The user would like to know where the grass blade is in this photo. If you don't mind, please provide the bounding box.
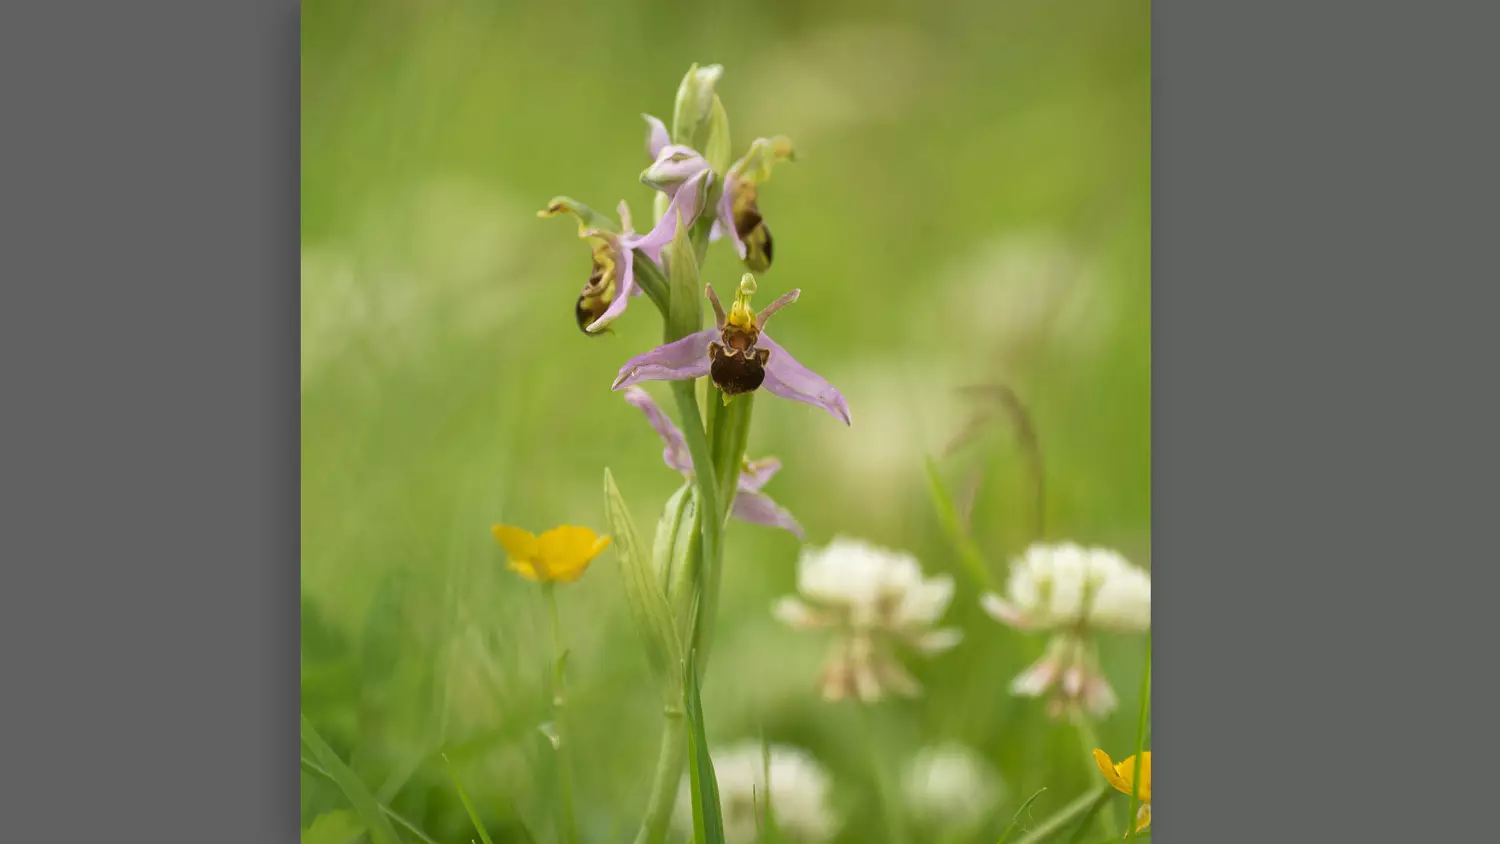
[301,756,441,844]
[300,714,404,844]
[442,753,497,844]
[923,456,995,590]
[683,656,726,844]
[1010,785,1110,844]
[995,788,1048,844]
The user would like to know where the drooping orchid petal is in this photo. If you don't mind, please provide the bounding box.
[738,457,781,493]
[731,490,804,539]
[625,170,710,265]
[622,386,693,476]
[757,335,852,425]
[622,386,803,538]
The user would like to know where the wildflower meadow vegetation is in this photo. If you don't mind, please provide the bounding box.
[302,2,1150,843]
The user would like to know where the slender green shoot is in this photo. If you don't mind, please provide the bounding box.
[442,753,498,844]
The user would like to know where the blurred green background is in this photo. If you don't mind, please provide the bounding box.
[301,0,1149,841]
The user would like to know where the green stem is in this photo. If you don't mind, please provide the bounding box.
[1124,634,1151,840]
[630,714,687,844]
[1070,717,1114,841]
[670,380,722,670]
[543,585,577,844]
[859,703,908,844]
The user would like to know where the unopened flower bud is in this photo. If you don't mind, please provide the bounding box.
[671,63,723,149]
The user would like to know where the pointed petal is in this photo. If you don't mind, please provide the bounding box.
[628,170,709,264]
[1093,749,1132,796]
[623,386,695,476]
[1083,674,1118,717]
[981,593,1035,630]
[616,200,635,235]
[759,335,851,424]
[913,628,963,654]
[717,183,747,258]
[731,490,804,539]
[643,113,670,160]
[704,281,728,329]
[612,328,717,390]
[737,457,781,492]
[771,596,835,629]
[1010,656,1060,697]
[754,288,800,329]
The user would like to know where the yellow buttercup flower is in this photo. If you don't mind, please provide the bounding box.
[491,524,611,584]
[1093,748,1151,835]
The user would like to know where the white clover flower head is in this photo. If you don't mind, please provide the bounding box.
[902,742,1004,833]
[981,542,1150,633]
[672,742,839,844]
[773,537,962,702]
[980,542,1148,720]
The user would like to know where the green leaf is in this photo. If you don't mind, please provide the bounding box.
[300,715,404,844]
[301,810,363,844]
[443,753,498,844]
[683,657,726,844]
[656,482,703,641]
[665,209,703,344]
[671,63,723,149]
[605,468,685,697]
[995,788,1048,844]
[923,456,995,590]
[704,95,732,177]
[632,247,670,314]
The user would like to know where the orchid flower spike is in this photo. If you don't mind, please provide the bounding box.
[611,275,851,424]
[537,170,711,335]
[623,387,803,538]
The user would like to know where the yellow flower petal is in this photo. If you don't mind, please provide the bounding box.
[1093,749,1131,795]
[492,524,539,561]
[537,525,611,583]
[507,558,540,582]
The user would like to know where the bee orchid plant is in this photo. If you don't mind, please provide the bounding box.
[538,63,850,844]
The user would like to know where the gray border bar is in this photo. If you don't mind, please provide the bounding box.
[0,1,299,838]
[1157,0,1496,839]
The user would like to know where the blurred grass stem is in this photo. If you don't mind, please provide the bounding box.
[1124,633,1151,840]
[543,584,578,844]
[859,702,909,844]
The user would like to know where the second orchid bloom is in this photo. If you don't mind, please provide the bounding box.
[613,275,851,425]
